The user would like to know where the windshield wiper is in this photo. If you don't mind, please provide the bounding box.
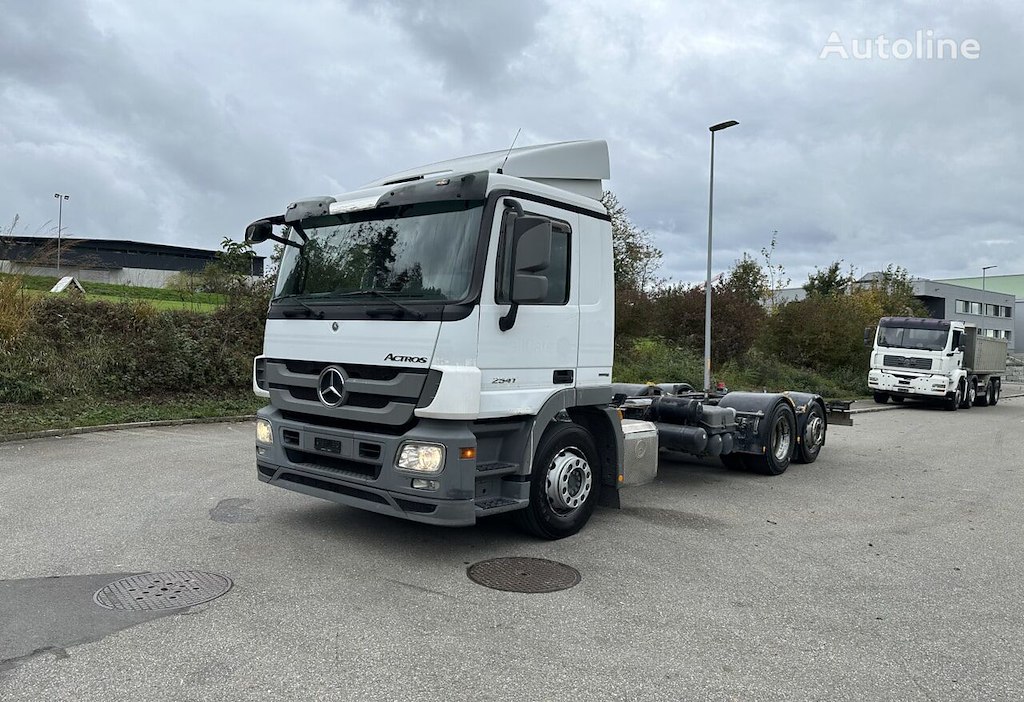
[334,290,426,320]
[272,294,324,319]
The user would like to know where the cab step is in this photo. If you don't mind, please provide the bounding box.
[474,496,527,515]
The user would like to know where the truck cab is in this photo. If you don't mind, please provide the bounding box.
[245,140,622,538]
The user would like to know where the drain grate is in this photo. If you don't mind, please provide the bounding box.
[467,557,581,593]
[93,571,232,611]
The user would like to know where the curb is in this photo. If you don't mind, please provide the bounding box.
[0,415,255,444]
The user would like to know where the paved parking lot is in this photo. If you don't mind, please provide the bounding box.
[2,396,1023,701]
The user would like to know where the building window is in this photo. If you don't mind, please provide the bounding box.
[955,300,967,314]
[969,301,983,315]
[1006,331,1013,342]
[985,304,998,316]
[1005,306,1014,318]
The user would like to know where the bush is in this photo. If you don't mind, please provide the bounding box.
[0,292,269,405]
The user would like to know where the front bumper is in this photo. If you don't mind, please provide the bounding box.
[867,370,950,399]
[254,406,480,526]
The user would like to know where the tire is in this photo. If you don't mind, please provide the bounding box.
[990,379,1001,406]
[890,395,905,404]
[514,423,601,540]
[944,383,962,412]
[960,377,977,409]
[873,392,889,404]
[975,379,991,407]
[745,402,796,476]
[795,402,826,464]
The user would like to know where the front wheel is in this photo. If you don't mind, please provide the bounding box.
[960,377,977,409]
[745,402,796,476]
[944,383,962,412]
[873,392,889,404]
[514,423,601,540]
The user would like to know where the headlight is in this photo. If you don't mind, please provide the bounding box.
[396,442,445,474]
[255,418,274,444]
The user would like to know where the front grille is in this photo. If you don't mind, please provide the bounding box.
[284,448,380,480]
[884,355,932,370]
[265,359,429,427]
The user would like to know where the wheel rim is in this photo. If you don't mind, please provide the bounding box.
[804,413,825,452]
[772,415,792,461]
[968,384,976,403]
[545,447,593,516]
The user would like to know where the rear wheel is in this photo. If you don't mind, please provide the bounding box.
[745,402,796,476]
[514,423,600,540]
[873,392,889,404]
[975,378,991,407]
[990,379,1001,406]
[795,402,826,464]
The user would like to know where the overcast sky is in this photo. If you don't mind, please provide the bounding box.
[2,0,1022,286]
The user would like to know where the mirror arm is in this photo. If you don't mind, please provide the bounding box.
[498,303,519,332]
[264,232,304,249]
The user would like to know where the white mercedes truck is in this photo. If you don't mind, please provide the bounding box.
[245,140,847,539]
[867,316,1006,410]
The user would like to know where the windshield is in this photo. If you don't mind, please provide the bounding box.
[274,200,483,302]
[877,326,949,351]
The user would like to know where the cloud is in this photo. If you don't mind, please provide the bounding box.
[1,0,1021,287]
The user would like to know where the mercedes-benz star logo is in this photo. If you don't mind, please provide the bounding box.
[317,366,347,407]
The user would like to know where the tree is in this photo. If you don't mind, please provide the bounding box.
[199,237,257,296]
[803,260,853,297]
[761,230,790,307]
[723,253,768,305]
[601,191,663,293]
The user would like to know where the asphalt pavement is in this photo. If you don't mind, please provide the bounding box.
[2,396,1023,701]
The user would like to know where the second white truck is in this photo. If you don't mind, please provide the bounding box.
[868,316,1006,410]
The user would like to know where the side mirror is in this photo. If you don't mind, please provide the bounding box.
[863,327,874,348]
[512,217,553,272]
[511,274,548,304]
[245,220,273,244]
[958,344,966,352]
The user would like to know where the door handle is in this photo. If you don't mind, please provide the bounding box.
[553,370,574,384]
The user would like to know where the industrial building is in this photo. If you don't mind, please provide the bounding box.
[0,236,265,288]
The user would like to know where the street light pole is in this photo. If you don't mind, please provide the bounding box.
[982,265,997,292]
[704,120,739,394]
[54,192,70,275]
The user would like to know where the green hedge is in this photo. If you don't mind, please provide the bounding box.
[0,295,266,404]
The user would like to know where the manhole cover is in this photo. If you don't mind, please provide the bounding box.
[94,571,232,611]
[467,557,580,593]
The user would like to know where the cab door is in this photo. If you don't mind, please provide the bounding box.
[477,197,579,419]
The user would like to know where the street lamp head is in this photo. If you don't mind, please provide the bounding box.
[982,265,998,272]
[710,120,739,132]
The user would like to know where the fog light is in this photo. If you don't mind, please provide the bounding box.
[396,442,445,474]
[255,418,274,444]
[411,478,439,490]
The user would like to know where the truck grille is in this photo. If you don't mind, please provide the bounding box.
[265,359,430,427]
[883,355,932,371]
